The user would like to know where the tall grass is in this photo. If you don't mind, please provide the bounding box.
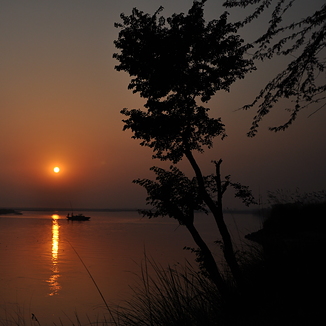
[0,304,42,326]
[113,255,222,326]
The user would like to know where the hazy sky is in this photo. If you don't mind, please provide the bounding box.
[1,0,325,209]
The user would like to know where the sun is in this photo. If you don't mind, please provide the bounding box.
[53,167,60,173]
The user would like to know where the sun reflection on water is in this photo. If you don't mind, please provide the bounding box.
[47,214,61,296]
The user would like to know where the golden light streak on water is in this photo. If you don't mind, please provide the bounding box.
[47,214,61,296]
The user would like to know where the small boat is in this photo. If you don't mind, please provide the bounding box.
[67,213,90,221]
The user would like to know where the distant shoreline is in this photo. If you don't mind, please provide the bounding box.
[0,207,140,213]
[0,207,264,214]
[0,208,23,215]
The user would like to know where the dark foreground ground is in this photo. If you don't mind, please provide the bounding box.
[240,202,326,326]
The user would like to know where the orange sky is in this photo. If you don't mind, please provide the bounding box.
[1,0,325,209]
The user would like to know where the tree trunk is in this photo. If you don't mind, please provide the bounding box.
[185,150,243,289]
[214,159,243,288]
[185,221,229,299]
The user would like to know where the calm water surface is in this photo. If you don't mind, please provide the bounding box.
[0,210,262,325]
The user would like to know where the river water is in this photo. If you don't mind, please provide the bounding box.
[0,210,262,325]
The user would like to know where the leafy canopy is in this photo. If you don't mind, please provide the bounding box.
[134,166,206,224]
[114,1,254,103]
[114,0,255,162]
[120,103,226,163]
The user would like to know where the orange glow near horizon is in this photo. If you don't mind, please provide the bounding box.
[0,1,325,211]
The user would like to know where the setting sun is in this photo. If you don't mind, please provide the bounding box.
[53,167,60,173]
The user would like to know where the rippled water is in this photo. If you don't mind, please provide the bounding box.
[0,210,262,325]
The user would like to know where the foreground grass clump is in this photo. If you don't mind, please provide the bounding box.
[115,246,322,326]
[114,257,222,326]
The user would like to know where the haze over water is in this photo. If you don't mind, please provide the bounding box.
[0,210,262,324]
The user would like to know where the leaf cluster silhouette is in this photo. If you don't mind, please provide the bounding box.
[224,0,326,135]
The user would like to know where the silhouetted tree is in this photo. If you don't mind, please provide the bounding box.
[114,0,255,293]
[223,0,326,136]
